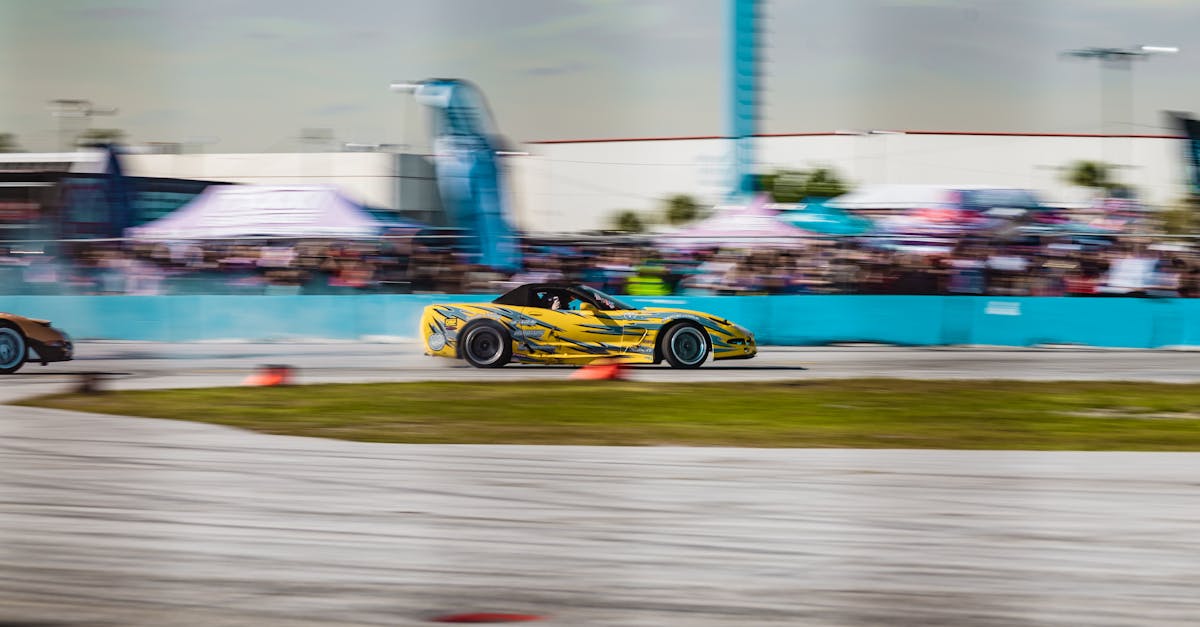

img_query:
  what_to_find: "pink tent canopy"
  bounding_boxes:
[126,185,389,240]
[656,194,812,250]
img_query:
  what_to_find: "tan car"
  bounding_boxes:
[0,313,73,374]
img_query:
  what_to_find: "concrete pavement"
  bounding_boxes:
[2,342,1199,625]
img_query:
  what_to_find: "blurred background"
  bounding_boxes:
[1,0,1198,303]
[6,6,1200,625]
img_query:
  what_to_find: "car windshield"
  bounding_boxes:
[576,285,638,311]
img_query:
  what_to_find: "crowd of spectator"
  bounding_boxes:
[2,230,1199,298]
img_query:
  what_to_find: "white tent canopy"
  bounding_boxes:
[126,185,397,240]
[655,194,813,249]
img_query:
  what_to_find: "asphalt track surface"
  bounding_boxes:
[3,343,1200,626]
[4,341,1200,395]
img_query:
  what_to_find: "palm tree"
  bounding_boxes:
[803,167,849,199]
[76,128,126,147]
[765,169,807,203]
[0,133,21,152]
[760,168,850,203]
[664,194,701,225]
[611,210,646,233]
[1065,160,1112,192]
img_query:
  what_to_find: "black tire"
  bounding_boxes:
[0,323,27,375]
[460,320,512,368]
[661,322,709,369]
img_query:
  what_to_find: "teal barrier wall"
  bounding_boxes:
[630,296,1200,347]
[3,295,1197,347]
[1,295,494,343]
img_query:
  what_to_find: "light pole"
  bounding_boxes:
[1062,45,1179,180]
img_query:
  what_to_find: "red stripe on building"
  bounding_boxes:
[528,130,1185,145]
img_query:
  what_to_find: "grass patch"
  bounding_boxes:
[18,379,1200,450]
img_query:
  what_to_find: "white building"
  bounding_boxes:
[18,130,1185,234]
[519,131,1191,233]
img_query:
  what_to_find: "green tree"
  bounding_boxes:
[664,194,702,225]
[0,132,21,152]
[1160,196,1200,235]
[610,210,646,233]
[1065,160,1112,191]
[803,167,849,199]
[76,128,126,146]
[754,172,778,195]
[758,167,850,203]
[767,170,809,203]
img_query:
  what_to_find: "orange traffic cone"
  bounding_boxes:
[242,364,295,387]
[570,357,628,381]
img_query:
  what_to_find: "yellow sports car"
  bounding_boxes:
[0,313,73,374]
[420,283,756,368]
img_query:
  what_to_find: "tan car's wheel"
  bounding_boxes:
[0,324,27,374]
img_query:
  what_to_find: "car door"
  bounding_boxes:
[566,289,643,356]
[521,289,622,359]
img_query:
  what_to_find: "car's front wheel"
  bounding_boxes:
[661,323,709,369]
[0,324,27,374]
[460,320,512,368]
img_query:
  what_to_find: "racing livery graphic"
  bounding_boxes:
[0,312,73,374]
[420,283,756,368]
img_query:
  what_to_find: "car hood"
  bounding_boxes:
[640,307,743,328]
[1,313,50,325]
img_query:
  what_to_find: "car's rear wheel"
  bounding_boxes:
[661,323,709,369]
[460,320,512,368]
[0,324,27,374]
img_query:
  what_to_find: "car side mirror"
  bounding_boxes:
[579,302,598,312]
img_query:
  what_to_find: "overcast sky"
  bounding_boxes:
[1,0,1198,152]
